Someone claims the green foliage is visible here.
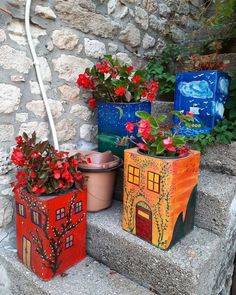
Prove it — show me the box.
[145,44,182,95]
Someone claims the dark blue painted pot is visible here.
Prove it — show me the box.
[174,70,230,137]
[97,101,151,157]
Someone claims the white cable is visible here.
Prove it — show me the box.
[25,0,59,150]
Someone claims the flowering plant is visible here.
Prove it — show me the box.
[122,111,194,157]
[11,132,85,195]
[185,41,226,71]
[76,55,159,107]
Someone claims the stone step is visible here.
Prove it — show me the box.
[87,201,225,295]
[0,236,153,295]
[114,169,236,235]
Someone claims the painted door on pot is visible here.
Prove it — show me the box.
[136,202,152,243]
[22,236,31,269]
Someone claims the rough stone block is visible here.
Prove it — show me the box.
[0,245,152,295]
[87,201,223,295]
[201,142,236,176]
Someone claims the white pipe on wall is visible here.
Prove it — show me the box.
[25,0,59,150]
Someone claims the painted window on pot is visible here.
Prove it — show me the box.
[56,207,65,221]
[128,165,140,185]
[16,202,26,218]
[74,201,82,214]
[65,235,73,249]
[30,210,42,227]
[147,172,160,193]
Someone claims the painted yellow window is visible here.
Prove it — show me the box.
[16,202,26,218]
[147,171,160,193]
[65,235,73,249]
[128,165,140,185]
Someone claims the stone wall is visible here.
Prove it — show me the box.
[0,0,203,230]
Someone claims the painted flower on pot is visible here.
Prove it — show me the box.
[76,55,159,106]
[11,132,85,195]
[122,111,195,157]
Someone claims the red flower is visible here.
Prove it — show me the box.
[32,185,45,194]
[167,146,176,152]
[54,170,61,179]
[16,136,23,145]
[117,141,122,145]
[137,143,148,151]
[96,61,110,74]
[126,66,134,73]
[75,172,83,182]
[88,97,96,108]
[178,146,190,157]
[132,75,141,84]
[16,171,28,186]
[157,131,164,136]
[115,86,126,96]
[30,171,36,178]
[11,147,27,166]
[147,92,155,102]
[30,151,40,159]
[125,122,135,133]
[186,112,194,118]
[62,169,73,183]
[141,90,147,97]
[71,158,78,167]
[76,73,91,89]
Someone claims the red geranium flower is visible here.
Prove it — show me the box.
[76,73,91,89]
[115,86,126,96]
[147,92,155,102]
[32,185,45,194]
[138,119,151,139]
[88,97,96,108]
[141,90,147,97]
[125,122,135,133]
[11,147,27,166]
[96,61,111,74]
[126,66,134,73]
[132,75,141,84]
[16,136,23,145]
[30,171,36,178]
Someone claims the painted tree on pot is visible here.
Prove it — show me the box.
[76,55,159,157]
[122,111,200,250]
[11,132,87,281]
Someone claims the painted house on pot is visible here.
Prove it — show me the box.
[15,189,87,281]
[122,148,200,250]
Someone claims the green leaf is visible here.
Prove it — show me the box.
[172,135,186,146]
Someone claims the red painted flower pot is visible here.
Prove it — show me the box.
[14,188,87,281]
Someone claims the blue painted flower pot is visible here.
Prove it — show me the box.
[174,70,230,137]
[97,101,151,158]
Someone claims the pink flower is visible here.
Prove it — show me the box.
[125,122,135,133]
[137,143,148,151]
[162,137,173,147]
[138,119,151,139]
[54,170,61,179]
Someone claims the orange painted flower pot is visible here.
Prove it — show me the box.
[14,188,87,281]
[122,148,200,250]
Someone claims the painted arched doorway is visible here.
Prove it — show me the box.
[136,201,152,243]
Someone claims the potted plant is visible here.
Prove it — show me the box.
[76,55,159,158]
[174,41,230,137]
[121,111,200,250]
[11,132,86,281]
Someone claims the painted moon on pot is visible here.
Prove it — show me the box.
[214,102,225,118]
[178,80,213,99]
[115,106,124,120]
[218,77,229,96]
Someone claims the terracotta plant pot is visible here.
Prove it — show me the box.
[78,151,122,212]
[14,188,87,281]
[122,148,200,250]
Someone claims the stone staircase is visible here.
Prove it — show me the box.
[0,101,236,295]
